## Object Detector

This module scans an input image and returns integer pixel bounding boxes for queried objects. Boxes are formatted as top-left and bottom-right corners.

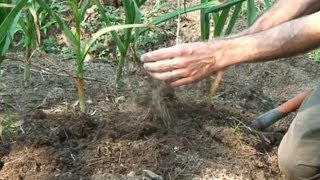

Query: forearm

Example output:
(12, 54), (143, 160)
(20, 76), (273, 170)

(235, 0), (320, 36)
(217, 11), (320, 68)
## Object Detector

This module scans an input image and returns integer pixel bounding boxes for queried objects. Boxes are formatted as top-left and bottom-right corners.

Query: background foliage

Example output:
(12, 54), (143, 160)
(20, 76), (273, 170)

(0, 0), (272, 112)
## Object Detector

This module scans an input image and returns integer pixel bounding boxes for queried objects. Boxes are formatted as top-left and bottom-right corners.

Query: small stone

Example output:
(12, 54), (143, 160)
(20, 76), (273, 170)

(115, 96), (125, 104)
(173, 146), (179, 152)
(14, 120), (24, 127)
(127, 171), (135, 177)
(143, 170), (163, 180)
(86, 99), (93, 104)
(256, 161), (264, 168)
(105, 96), (111, 102)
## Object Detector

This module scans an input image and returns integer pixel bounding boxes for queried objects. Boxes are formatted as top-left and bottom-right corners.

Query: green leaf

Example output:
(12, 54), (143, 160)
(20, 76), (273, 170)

(212, 12), (219, 26)
(133, 0), (142, 42)
(200, 0), (210, 40)
(35, 0), (76, 46)
(0, 0), (28, 43)
(204, 0), (245, 14)
(0, 0), (12, 21)
(263, 0), (270, 8)
(0, 3), (15, 8)
(68, 0), (80, 27)
(79, 0), (89, 20)
(28, 2), (37, 18)
(138, 0), (245, 38)
(17, 18), (27, 33)
(225, 2), (242, 35)
(95, 0), (125, 53)
(1, 13), (21, 64)
(123, 0), (135, 24)
(247, 0), (256, 25)
(122, 0), (135, 54)
(137, 0), (147, 7)
(0, 0), (27, 64)
(214, 7), (230, 37)
(82, 24), (153, 64)
(150, 1), (220, 26)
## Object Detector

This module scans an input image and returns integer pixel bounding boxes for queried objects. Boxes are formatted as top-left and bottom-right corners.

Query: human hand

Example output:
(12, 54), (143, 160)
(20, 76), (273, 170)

(141, 42), (224, 87)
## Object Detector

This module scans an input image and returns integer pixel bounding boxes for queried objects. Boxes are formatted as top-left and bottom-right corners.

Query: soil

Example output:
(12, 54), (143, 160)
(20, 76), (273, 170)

(1, 1), (320, 180)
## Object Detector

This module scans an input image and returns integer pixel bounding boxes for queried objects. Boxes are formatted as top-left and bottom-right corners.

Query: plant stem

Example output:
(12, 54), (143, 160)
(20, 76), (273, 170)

(23, 50), (33, 87)
(76, 40), (86, 112)
(24, 12), (34, 84)
(115, 27), (132, 85)
(74, 8), (86, 113)
(116, 53), (126, 86)
(23, 47), (31, 83)
(76, 73), (86, 113)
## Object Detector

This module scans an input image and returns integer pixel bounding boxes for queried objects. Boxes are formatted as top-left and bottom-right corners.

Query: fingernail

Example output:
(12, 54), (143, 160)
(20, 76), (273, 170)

(140, 54), (146, 62)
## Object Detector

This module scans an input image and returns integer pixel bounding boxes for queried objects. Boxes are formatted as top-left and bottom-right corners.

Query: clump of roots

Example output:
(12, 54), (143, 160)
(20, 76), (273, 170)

(134, 76), (178, 127)
(150, 79), (177, 127)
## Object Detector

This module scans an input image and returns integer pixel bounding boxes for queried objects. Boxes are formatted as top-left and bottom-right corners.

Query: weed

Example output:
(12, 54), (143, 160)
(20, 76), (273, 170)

(310, 48), (320, 63)
(42, 35), (59, 53)
(230, 117), (251, 132)
(2, 100), (22, 135)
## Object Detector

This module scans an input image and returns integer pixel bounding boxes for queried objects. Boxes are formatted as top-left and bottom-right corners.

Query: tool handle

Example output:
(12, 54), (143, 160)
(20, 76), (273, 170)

(278, 90), (310, 114)
(251, 89), (311, 130)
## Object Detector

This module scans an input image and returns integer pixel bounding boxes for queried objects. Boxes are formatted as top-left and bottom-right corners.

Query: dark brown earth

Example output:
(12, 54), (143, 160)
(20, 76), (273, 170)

(1, 1), (320, 180)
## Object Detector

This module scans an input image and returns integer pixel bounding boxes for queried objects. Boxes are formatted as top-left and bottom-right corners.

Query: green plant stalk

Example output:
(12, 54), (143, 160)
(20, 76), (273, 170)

(72, 0), (87, 112)
(96, 0), (133, 84)
(115, 28), (133, 84)
(116, 53), (126, 85)
(214, 7), (230, 36)
(225, 2), (242, 35)
(200, 0), (210, 40)
(24, 12), (35, 83)
(133, 0), (142, 63)
(115, 0), (136, 85)
(76, 64), (85, 112)
(75, 33), (86, 112)
(246, 0), (256, 25)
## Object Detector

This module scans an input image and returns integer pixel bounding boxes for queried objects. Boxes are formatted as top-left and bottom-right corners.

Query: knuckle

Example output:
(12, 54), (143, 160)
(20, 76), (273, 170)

(174, 44), (186, 56)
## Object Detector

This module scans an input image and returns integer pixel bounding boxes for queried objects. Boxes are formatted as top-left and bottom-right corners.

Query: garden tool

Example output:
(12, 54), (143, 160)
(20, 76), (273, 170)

(251, 89), (312, 131)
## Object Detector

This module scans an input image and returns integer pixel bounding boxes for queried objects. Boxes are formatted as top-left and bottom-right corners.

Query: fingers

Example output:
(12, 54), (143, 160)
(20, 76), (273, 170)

(141, 44), (190, 62)
(170, 76), (197, 87)
(148, 69), (188, 81)
(143, 58), (184, 72)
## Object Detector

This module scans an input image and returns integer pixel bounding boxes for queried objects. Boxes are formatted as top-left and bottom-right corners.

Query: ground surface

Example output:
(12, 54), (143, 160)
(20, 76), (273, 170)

(1, 1), (320, 180)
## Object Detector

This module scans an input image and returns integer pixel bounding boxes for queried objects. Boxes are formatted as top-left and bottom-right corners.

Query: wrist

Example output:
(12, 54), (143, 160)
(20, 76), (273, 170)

(209, 39), (243, 70)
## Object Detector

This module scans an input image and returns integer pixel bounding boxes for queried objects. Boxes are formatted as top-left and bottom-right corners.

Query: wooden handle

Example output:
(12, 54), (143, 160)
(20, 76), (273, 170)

(251, 89), (312, 130)
(279, 90), (311, 114)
